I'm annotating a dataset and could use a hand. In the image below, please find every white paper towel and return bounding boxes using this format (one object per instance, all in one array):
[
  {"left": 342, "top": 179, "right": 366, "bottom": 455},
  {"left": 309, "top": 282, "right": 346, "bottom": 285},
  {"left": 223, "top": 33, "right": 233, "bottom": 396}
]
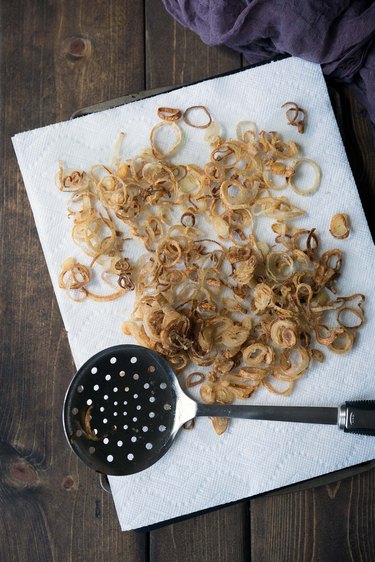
[{"left": 12, "top": 57, "right": 375, "bottom": 531}]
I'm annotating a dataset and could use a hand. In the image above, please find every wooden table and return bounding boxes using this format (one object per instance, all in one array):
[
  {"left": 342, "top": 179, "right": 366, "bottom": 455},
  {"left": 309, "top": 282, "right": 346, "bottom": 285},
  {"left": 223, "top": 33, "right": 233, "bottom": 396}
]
[{"left": 1, "top": 1, "right": 375, "bottom": 560}]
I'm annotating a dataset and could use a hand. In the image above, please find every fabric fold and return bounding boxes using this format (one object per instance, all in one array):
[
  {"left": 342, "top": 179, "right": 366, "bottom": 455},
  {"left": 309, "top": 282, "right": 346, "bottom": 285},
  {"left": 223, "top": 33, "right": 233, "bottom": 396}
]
[{"left": 163, "top": 0, "right": 375, "bottom": 132}]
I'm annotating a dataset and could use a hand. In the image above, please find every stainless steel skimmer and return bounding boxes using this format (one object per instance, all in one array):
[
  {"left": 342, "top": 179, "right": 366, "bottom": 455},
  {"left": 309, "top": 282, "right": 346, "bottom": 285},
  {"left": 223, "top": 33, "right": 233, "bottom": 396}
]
[{"left": 63, "top": 344, "right": 375, "bottom": 476}]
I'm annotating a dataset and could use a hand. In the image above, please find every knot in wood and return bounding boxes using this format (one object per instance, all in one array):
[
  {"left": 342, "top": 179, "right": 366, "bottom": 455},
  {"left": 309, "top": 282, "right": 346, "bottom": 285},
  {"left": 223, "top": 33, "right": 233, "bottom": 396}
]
[
  {"left": 62, "top": 475, "right": 76, "bottom": 490},
  {"left": 63, "top": 37, "right": 92, "bottom": 59},
  {"left": 9, "top": 462, "right": 39, "bottom": 487}
]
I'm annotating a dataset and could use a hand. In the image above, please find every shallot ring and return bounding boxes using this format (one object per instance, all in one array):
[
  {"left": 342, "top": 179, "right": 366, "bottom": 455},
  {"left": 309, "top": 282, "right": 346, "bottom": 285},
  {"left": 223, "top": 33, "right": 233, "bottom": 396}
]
[
  {"left": 288, "top": 158, "right": 321, "bottom": 196},
  {"left": 150, "top": 121, "right": 182, "bottom": 159},
  {"left": 183, "top": 105, "right": 212, "bottom": 129},
  {"left": 157, "top": 107, "right": 182, "bottom": 121}
]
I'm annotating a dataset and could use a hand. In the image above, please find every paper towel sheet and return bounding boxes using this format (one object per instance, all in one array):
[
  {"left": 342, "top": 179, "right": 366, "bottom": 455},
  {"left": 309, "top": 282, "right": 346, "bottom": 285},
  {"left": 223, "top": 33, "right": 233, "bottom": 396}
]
[{"left": 13, "top": 57, "right": 375, "bottom": 531}]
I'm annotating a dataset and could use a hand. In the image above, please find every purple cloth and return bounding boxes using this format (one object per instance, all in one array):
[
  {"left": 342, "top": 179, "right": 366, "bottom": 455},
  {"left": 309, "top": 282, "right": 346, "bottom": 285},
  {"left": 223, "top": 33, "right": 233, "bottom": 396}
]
[{"left": 162, "top": 0, "right": 375, "bottom": 132}]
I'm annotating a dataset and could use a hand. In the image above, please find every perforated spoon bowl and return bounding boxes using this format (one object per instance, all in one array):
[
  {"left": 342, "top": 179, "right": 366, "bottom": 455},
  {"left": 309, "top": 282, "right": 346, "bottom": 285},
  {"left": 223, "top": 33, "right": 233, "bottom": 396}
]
[
  {"left": 63, "top": 345, "right": 197, "bottom": 476},
  {"left": 63, "top": 344, "right": 375, "bottom": 476}
]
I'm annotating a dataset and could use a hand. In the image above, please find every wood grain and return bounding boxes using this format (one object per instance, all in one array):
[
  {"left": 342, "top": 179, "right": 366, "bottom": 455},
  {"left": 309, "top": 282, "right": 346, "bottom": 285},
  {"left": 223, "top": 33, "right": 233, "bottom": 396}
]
[
  {"left": 150, "top": 503, "right": 250, "bottom": 562},
  {"left": 251, "top": 470, "right": 375, "bottom": 562},
  {"left": 0, "top": 1, "right": 146, "bottom": 560},
  {"left": 145, "top": 0, "right": 241, "bottom": 89},
  {"left": 327, "top": 81, "right": 375, "bottom": 236}
]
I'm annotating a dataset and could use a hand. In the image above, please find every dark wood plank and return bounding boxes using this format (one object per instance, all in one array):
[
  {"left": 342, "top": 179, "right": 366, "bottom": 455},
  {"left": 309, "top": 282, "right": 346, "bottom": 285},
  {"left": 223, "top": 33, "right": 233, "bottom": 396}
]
[
  {"left": 330, "top": 83, "right": 375, "bottom": 193},
  {"left": 145, "top": 3, "right": 248, "bottom": 561},
  {"left": 0, "top": 1, "right": 146, "bottom": 560},
  {"left": 251, "top": 488, "right": 315, "bottom": 562},
  {"left": 327, "top": 82, "right": 375, "bottom": 236},
  {"left": 145, "top": 0, "right": 241, "bottom": 89},
  {"left": 251, "top": 469, "right": 375, "bottom": 562},
  {"left": 150, "top": 503, "right": 250, "bottom": 562}
]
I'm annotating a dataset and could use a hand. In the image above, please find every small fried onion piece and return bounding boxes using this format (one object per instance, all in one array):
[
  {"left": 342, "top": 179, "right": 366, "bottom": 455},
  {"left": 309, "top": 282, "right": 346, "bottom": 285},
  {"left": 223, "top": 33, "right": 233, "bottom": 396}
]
[
  {"left": 150, "top": 121, "right": 183, "bottom": 159},
  {"left": 242, "top": 343, "right": 274, "bottom": 366},
  {"left": 56, "top": 162, "right": 89, "bottom": 192},
  {"left": 59, "top": 258, "right": 90, "bottom": 289},
  {"left": 282, "top": 101, "right": 306, "bottom": 134},
  {"left": 329, "top": 213, "right": 350, "bottom": 239},
  {"left": 236, "top": 120, "right": 257, "bottom": 142},
  {"left": 252, "top": 283, "right": 275, "bottom": 313},
  {"left": 252, "top": 197, "right": 305, "bottom": 220},
  {"left": 156, "top": 237, "right": 183, "bottom": 268},
  {"left": 183, "top": 105, "right": 212, "bottom": 129},
  {"left": 209, "top": 417, "right": 230, "bottom": 435},
  {"left": 270, "top": 319, "right": 299, "bottom": 349},
  {"left": 221, "top": 179, "right": 254, "bottom": 209},
  {"left": 157, "top": 107, "right": 182, "bottom": 121},
  {"left": 204, "top": 121, "right": 222, "bottom": 146},
  {"left": 200, "top": 382, "right": 234, "bottom": 404},
  {"left": 337, "top": 306, "right": 364, "bottom": 329},
  {"left": 86, "top": 288, "right": 126, "bottom": 302},
  {"left": 276, "top": 347, "right": 310, "bottom": 380},
  {"left": 58, "top": 258, "right": 90, "bottom": 301},
  {"left": 183, "top": 418, "right": 196, "bottom": 430},
  {"left": 288, "top": 158, "right": 321, "bottom": 196},
  {"left": 328, "top": 329, "right": 355, "bottom": 354},
  {"left": 262, "top": 378, "right": 295, "bottom": 396},
  {"left": 82, "top": 405, "right": 104, "bottom": 441},
  {"left": 266, "top": 251, "right": 294, "bottom": 281},
  {"left": 185, "top": 372, "right": 206, "bottom": 388}
]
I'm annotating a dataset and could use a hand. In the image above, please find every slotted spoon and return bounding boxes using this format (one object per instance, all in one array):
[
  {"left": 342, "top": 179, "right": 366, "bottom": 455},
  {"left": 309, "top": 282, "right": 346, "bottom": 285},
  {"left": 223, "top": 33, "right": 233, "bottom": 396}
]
[{"left": 63, "top": 344, "right": 375, "bottom": 476}]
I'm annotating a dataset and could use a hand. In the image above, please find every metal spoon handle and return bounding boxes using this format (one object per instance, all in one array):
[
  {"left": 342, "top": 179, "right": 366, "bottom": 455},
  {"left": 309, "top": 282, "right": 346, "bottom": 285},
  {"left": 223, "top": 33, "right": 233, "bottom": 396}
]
[
  {"left": 196, "top": 401, "right": 375, "bottom": 434},
  {"left": 196, "top": 403, "right": 338, "bottom": 425}
]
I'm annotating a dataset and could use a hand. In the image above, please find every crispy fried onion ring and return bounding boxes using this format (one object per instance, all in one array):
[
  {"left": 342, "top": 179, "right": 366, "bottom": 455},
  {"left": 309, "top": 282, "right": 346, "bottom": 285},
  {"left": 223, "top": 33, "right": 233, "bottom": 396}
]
[
  {"left": 157, "top": 107, "right": 182, "bottom": 121},
  {"left": 288, "top": 158, "right": 321, "bottom": 196},
  {"left": 330, "top": 213, "right": 350, "bottom": 239},
  {"left": 204, "top": 121, "right": 222, "bottom": 146},
  {"left": 183, "top": 105, "right": 212, "bottom": 129},
  {"left": 282, "top": 101, "right": 306, "bottom": 134},
  {"left": 150, "top": 121, "right": 183, "bottom": 159}
]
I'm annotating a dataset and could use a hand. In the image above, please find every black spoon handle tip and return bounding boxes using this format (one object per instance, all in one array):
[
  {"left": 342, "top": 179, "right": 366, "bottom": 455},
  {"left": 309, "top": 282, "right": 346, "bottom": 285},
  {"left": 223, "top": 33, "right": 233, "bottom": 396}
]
[{"left": 339, "top": 401, "right": 375, "bottom": 436}]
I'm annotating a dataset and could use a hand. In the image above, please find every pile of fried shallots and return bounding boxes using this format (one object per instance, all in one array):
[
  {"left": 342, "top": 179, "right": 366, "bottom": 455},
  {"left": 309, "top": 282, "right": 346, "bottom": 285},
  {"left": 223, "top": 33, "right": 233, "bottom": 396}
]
[{"left": 57, "top": 107, "right": 364, "bottom": 434}]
